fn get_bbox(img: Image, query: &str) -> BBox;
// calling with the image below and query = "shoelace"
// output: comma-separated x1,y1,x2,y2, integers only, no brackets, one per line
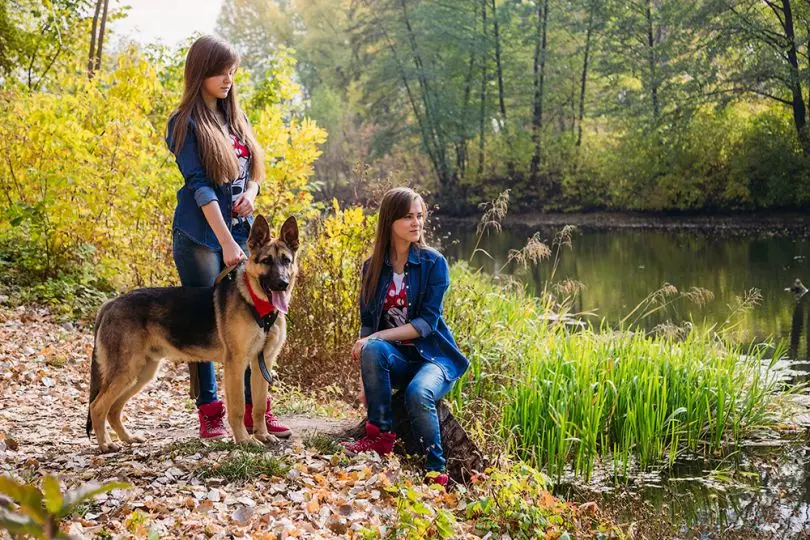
205,414,224,431
266,416,287,429
349,435,378,451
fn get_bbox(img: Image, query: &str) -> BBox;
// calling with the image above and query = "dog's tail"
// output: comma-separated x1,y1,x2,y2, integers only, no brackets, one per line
86,304,108,440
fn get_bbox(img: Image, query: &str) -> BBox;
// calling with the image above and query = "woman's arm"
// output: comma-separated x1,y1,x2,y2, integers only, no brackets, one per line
369,324,421,342
351,323,421,361
170,119,220,208
201,202,245,266
170,118,244,266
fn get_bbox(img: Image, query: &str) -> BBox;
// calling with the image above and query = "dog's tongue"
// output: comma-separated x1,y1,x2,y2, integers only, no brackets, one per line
271,290,290,314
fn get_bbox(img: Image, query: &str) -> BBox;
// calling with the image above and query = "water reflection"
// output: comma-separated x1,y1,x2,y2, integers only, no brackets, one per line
789,280,809,363
436,222,810,344
561,433,810,536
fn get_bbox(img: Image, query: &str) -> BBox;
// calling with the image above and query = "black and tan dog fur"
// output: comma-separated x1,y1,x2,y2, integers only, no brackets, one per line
86,215,299,452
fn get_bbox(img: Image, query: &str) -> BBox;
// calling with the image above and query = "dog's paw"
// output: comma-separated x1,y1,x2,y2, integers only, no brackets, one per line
125,434,145,444
254,432,278,444
234,434,264,447
98,442,121,453
244,436,266,448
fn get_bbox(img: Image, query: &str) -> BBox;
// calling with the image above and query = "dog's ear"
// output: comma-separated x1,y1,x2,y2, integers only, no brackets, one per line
248,215,271,251
279,216,299,251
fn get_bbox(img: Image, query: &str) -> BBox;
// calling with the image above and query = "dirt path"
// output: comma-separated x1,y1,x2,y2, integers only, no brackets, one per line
0,306,448,538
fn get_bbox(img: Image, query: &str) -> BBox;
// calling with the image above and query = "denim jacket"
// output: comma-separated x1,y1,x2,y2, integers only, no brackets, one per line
166,115,253,249
360,244,469,381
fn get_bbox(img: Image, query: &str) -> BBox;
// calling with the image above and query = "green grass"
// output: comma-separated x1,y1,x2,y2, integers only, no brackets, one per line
303,432,343,455
446,263,792,481
198,452,289,482
166,438,270,458
167,438,289,482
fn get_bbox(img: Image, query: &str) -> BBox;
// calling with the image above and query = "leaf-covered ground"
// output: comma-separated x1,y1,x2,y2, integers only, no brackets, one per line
0,305,621,539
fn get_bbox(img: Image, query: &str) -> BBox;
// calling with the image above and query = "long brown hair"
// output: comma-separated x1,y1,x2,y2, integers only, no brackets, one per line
361,187,427,305
169,35,265,186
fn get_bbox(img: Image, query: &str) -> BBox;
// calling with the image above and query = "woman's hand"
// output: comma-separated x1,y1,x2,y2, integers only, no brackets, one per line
351,337,370,362
232,183,258,217
223,239,246,267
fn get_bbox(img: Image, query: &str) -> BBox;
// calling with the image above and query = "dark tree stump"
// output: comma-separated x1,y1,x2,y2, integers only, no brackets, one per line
342,392,487,484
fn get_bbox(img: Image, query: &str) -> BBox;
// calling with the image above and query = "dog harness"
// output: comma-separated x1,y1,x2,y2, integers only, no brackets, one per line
215,264,279,385
243,274,280,385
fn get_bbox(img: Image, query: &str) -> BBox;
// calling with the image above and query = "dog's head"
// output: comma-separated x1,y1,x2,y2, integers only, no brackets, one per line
246,215,299,301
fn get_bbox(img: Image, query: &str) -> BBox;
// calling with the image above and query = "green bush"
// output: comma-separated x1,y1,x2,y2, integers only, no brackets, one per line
0,475,129,539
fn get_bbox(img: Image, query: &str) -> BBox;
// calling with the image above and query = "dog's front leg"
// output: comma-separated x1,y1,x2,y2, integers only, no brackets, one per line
251,323,285,443
223,352,254,445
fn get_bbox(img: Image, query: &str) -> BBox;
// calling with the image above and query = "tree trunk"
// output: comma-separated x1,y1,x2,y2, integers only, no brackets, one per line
458,4,479,179
491,0,514,177
477,0,488,176
343,393,487,484
94,0,110,75
529,0,548,187
399,0,452,186
576,7,594,147
645,0,660,124
87,0,102,77
371,6,443,187
782,0,809,154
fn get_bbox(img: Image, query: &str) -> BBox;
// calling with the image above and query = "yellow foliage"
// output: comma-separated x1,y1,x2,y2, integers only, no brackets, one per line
283,201,377,386
0,45,326,289
0,47,177,286
253,107,327,228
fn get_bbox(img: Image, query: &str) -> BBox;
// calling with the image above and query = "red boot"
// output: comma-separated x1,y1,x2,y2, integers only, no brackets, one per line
197,400,227,439
424,471,450,488
244,398,292,439
341,422,396,456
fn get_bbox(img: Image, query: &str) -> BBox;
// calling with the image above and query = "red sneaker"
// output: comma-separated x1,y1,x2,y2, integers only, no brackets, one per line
244,398,292,439
424,471,449,488
197,400,227,439
341,422,396,456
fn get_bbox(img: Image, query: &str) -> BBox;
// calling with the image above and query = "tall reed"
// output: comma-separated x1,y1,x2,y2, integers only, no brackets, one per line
446,264,788,482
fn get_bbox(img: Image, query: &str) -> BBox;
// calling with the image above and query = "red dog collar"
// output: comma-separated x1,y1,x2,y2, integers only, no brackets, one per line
244,274,276,317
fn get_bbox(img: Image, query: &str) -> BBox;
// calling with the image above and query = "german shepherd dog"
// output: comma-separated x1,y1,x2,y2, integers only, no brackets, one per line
86,215,299,452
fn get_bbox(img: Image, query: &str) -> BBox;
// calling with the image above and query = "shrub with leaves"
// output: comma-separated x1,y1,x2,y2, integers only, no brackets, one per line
0,41,325,297
388,483,457,539
465,464,562,535
0,474,129,539
283,200,377,388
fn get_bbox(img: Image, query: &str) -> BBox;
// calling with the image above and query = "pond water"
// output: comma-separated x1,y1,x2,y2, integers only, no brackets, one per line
435,215,810,537
436,219,810,343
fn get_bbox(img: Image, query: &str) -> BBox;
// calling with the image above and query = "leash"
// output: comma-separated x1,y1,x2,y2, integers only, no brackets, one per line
253,308,279,386
213,263,280,385
188,262,242,400
214,261,243,285
205,262,279,386
242,270,281,386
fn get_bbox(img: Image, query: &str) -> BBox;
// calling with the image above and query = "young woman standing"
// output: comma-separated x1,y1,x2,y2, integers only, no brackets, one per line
166,35,290,440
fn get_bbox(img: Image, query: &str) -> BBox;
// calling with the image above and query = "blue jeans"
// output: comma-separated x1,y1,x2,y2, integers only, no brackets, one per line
172,229,253,406
360,338,455,472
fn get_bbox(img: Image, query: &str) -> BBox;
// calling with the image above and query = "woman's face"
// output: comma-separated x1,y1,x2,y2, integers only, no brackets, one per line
390,198,424,245
202,64,236,101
